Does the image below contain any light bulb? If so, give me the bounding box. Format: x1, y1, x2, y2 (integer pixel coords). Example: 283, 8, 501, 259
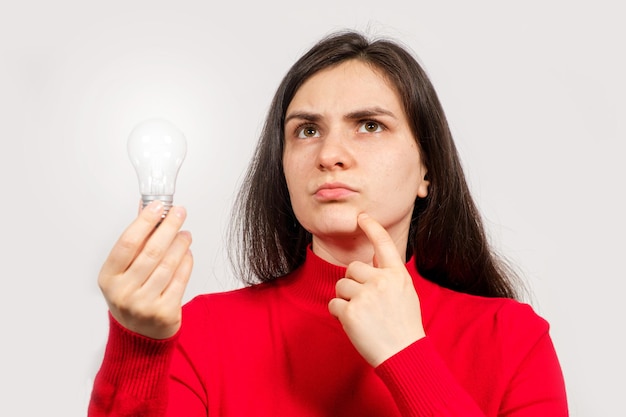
127, 118, 187, 217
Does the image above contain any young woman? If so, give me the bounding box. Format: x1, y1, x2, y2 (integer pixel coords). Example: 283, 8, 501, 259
89, 31, 568, 416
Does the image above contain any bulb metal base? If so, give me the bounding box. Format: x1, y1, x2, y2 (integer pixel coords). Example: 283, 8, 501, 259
141, 195, 174, 218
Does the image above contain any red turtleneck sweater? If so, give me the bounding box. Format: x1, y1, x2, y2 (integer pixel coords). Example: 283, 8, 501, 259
88, 249, 568, 416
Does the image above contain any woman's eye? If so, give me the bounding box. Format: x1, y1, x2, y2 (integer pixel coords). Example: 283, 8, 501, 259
297, 125, 320, 139
358, 121, 383, 133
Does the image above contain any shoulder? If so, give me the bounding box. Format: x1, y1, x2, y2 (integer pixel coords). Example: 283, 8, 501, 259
423, 284, 556, 382
413, 267, 548, 338
424, 281, 550, 353
173, 283, 281, 353
492, 297, 549, 333
181, 281, 280, 325
433, 280, 547, 328
491, 298, 551, 357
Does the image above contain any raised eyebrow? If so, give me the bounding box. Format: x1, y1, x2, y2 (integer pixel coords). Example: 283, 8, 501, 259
284, 111, 322, 125
344, 107, 397, 121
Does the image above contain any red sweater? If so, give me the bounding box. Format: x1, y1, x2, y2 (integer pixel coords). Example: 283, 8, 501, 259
89, 248, 568, 416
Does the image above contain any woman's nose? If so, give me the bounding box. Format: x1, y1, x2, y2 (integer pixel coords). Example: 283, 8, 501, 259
316, 131, 353, 170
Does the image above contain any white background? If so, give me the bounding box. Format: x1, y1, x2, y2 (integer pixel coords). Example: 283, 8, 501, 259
1, 1, 624, 415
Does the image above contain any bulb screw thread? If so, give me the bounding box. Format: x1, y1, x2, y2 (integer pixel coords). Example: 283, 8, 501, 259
141, 195, 174, 218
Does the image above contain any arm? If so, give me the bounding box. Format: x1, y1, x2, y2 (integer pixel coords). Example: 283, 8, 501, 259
376, 337, 486, 416
329, 214, 568, 416
88, 201, 194, 416
328, 213, 477, 416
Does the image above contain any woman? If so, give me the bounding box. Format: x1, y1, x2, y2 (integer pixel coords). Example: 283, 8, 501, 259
89, 31, 568, 416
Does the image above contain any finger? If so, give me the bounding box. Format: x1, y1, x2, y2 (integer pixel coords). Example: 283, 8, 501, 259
328, 297, 349, 319
335, 277, 361, 300
125, 206, 187, 282
138, 230, 192, 297
345, 261, 376, 284
162, 248, 193, 299
101, 200, 166, 276
357, 213, 404, 268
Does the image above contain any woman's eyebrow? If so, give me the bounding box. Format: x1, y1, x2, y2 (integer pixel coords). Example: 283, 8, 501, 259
344, 107, 396, 120
284, 107, 396, 125
284, 111, 321, 125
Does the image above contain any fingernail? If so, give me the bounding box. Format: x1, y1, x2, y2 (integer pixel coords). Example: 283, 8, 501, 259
173, 206, 187, 218
149, 200, 164, 213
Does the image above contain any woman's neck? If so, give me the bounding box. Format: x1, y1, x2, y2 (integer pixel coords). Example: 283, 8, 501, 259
311, 232, 408, 267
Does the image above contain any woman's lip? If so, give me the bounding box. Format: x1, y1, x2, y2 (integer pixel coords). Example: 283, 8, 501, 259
314, 183, 357, 200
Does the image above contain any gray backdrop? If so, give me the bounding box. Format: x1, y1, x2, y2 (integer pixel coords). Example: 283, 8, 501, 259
1, 1, 623, 415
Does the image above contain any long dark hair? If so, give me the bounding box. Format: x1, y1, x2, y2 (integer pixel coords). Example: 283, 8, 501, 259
229, 30, 521, 299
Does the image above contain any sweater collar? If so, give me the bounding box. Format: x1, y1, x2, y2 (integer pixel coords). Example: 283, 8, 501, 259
280, 246, 434, 314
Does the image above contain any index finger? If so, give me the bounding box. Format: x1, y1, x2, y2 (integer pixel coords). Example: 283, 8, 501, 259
357, 213, 405, 268
100, 200, 166, 276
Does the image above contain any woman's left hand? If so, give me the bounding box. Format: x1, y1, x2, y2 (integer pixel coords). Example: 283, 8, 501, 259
328, 213, 426, 367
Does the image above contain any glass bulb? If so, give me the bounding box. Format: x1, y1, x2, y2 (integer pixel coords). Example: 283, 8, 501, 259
127, 118, 187, 217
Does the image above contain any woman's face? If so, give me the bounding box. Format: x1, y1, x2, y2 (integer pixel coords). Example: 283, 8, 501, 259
283, 60, 429, 251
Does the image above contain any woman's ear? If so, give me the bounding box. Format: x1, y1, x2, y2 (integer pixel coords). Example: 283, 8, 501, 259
417, 171, 430, 198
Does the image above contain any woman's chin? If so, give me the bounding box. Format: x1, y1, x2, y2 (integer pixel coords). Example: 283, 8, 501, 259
303, 214, 360, 238
298, 203, 380, 239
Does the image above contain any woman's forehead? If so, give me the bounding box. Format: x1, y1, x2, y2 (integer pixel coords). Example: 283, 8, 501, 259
286, 60, 403, 116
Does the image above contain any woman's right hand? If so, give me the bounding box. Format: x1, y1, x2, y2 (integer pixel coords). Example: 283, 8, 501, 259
98, 200, 193, 339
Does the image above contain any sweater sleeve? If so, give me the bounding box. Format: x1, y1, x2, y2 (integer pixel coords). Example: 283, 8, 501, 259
87, 314, 178, 417
375, 337, 487, 416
